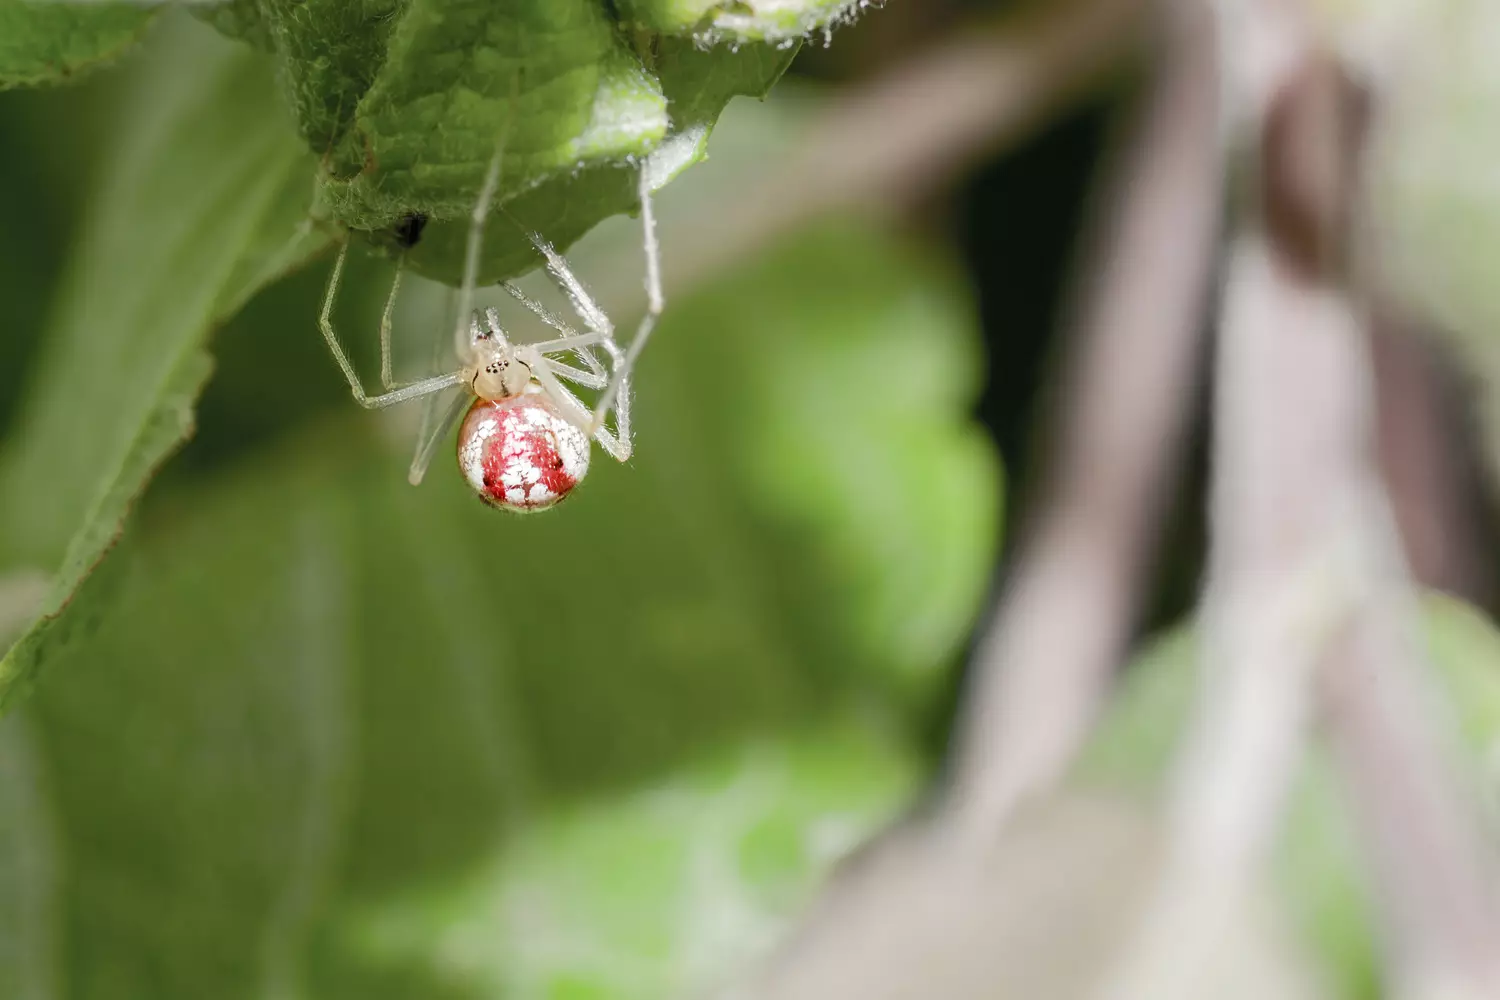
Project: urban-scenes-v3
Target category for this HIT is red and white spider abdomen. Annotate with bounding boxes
[456,387,590,512]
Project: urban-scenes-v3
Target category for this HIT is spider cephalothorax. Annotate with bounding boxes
[469,344,532,401]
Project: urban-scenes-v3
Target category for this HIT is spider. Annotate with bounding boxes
[316,144,663,513]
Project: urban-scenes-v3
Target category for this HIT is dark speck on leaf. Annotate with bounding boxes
[393,212,428,249]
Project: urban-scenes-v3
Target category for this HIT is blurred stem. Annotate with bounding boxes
[1369,313,1495,604]
[1098,229,1371,999]
[711,4,1213,995]
[1322,575,1500,998]
[945,0,1221,842]
[1102,2,1500,996]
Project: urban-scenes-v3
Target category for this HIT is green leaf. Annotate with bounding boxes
[323,0,663,215]
[0,712,57,1000]
[615,0,869,42]
[0,0,156,90]
[0,18,328,715]
[189,0,272,50]
[193,0,846,285]
[654,220,1000,694]
[0,218,996,997]
[329,726,916,997]
[1075,593,1500,1000]
[330,5,795,286]
[258,0,404,152]
[385,34,797,286]
[321,0,675,286]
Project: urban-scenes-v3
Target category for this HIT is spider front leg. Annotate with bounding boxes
[516,208,627,386]
[318,240,467,408]
[499,284,610,385]
[378,262,404,390]
[516,169,661,453]
[407,289,475,486]
[517,344,632,462]
[451,135,506,358]
[407,388,470,486]
[521,225,615,342]
[593,168,664,432]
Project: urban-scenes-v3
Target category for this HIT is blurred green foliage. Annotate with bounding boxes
[0,0,890,715]
[0,6,997,996]
[16,4,1497,997]
[0,1,155,89]
[613,0,868,40]
[0,21,326,714]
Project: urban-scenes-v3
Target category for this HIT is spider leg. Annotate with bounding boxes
[539,360,607,390]
[318,239,468,409]
[557,347,608,384]
[408,388,471,486]
[550,336,609,384]
[522,231,615,341]
[592,169,663,431]
[451,74,519,361]
[527,330,611,355]
[523,330,614,388]
[500,281,578,338]
[481,307,607,385]
[518,346,630,462]
[500,281,609,379]
[378,261,404,390]
[408,292,469,484]
[452,139,505,356]
[478,307,510,349]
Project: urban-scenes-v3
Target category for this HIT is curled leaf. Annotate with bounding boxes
[0,22,326,714]
[0,0,156,89]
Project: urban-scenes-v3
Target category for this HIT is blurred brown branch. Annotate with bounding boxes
[947,0,1221,839]
[720,0,1500,995]
[1100,226,1370,998]
[671,0,1152,297]
[1370,313,1495,603]
[1102,3,1500,997]
[717,3,1228,996]
[1323,579,1500,998]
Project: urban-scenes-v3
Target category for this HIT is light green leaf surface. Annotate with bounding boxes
[0,22,328,714]
[658,222,1000,694]
[615,0,870,42]
[0,0,155,90]
[189,0,850,284]
[383,35,798,285]
[189,0,271,50]
[0,218,996,998]
[0,712,58,1000]
[259,0,404,152]
[1075,594,1500,1000]
[323,0,668,221]
[334,727,914,998]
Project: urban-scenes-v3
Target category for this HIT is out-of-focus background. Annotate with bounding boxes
[4,1,1500,997]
